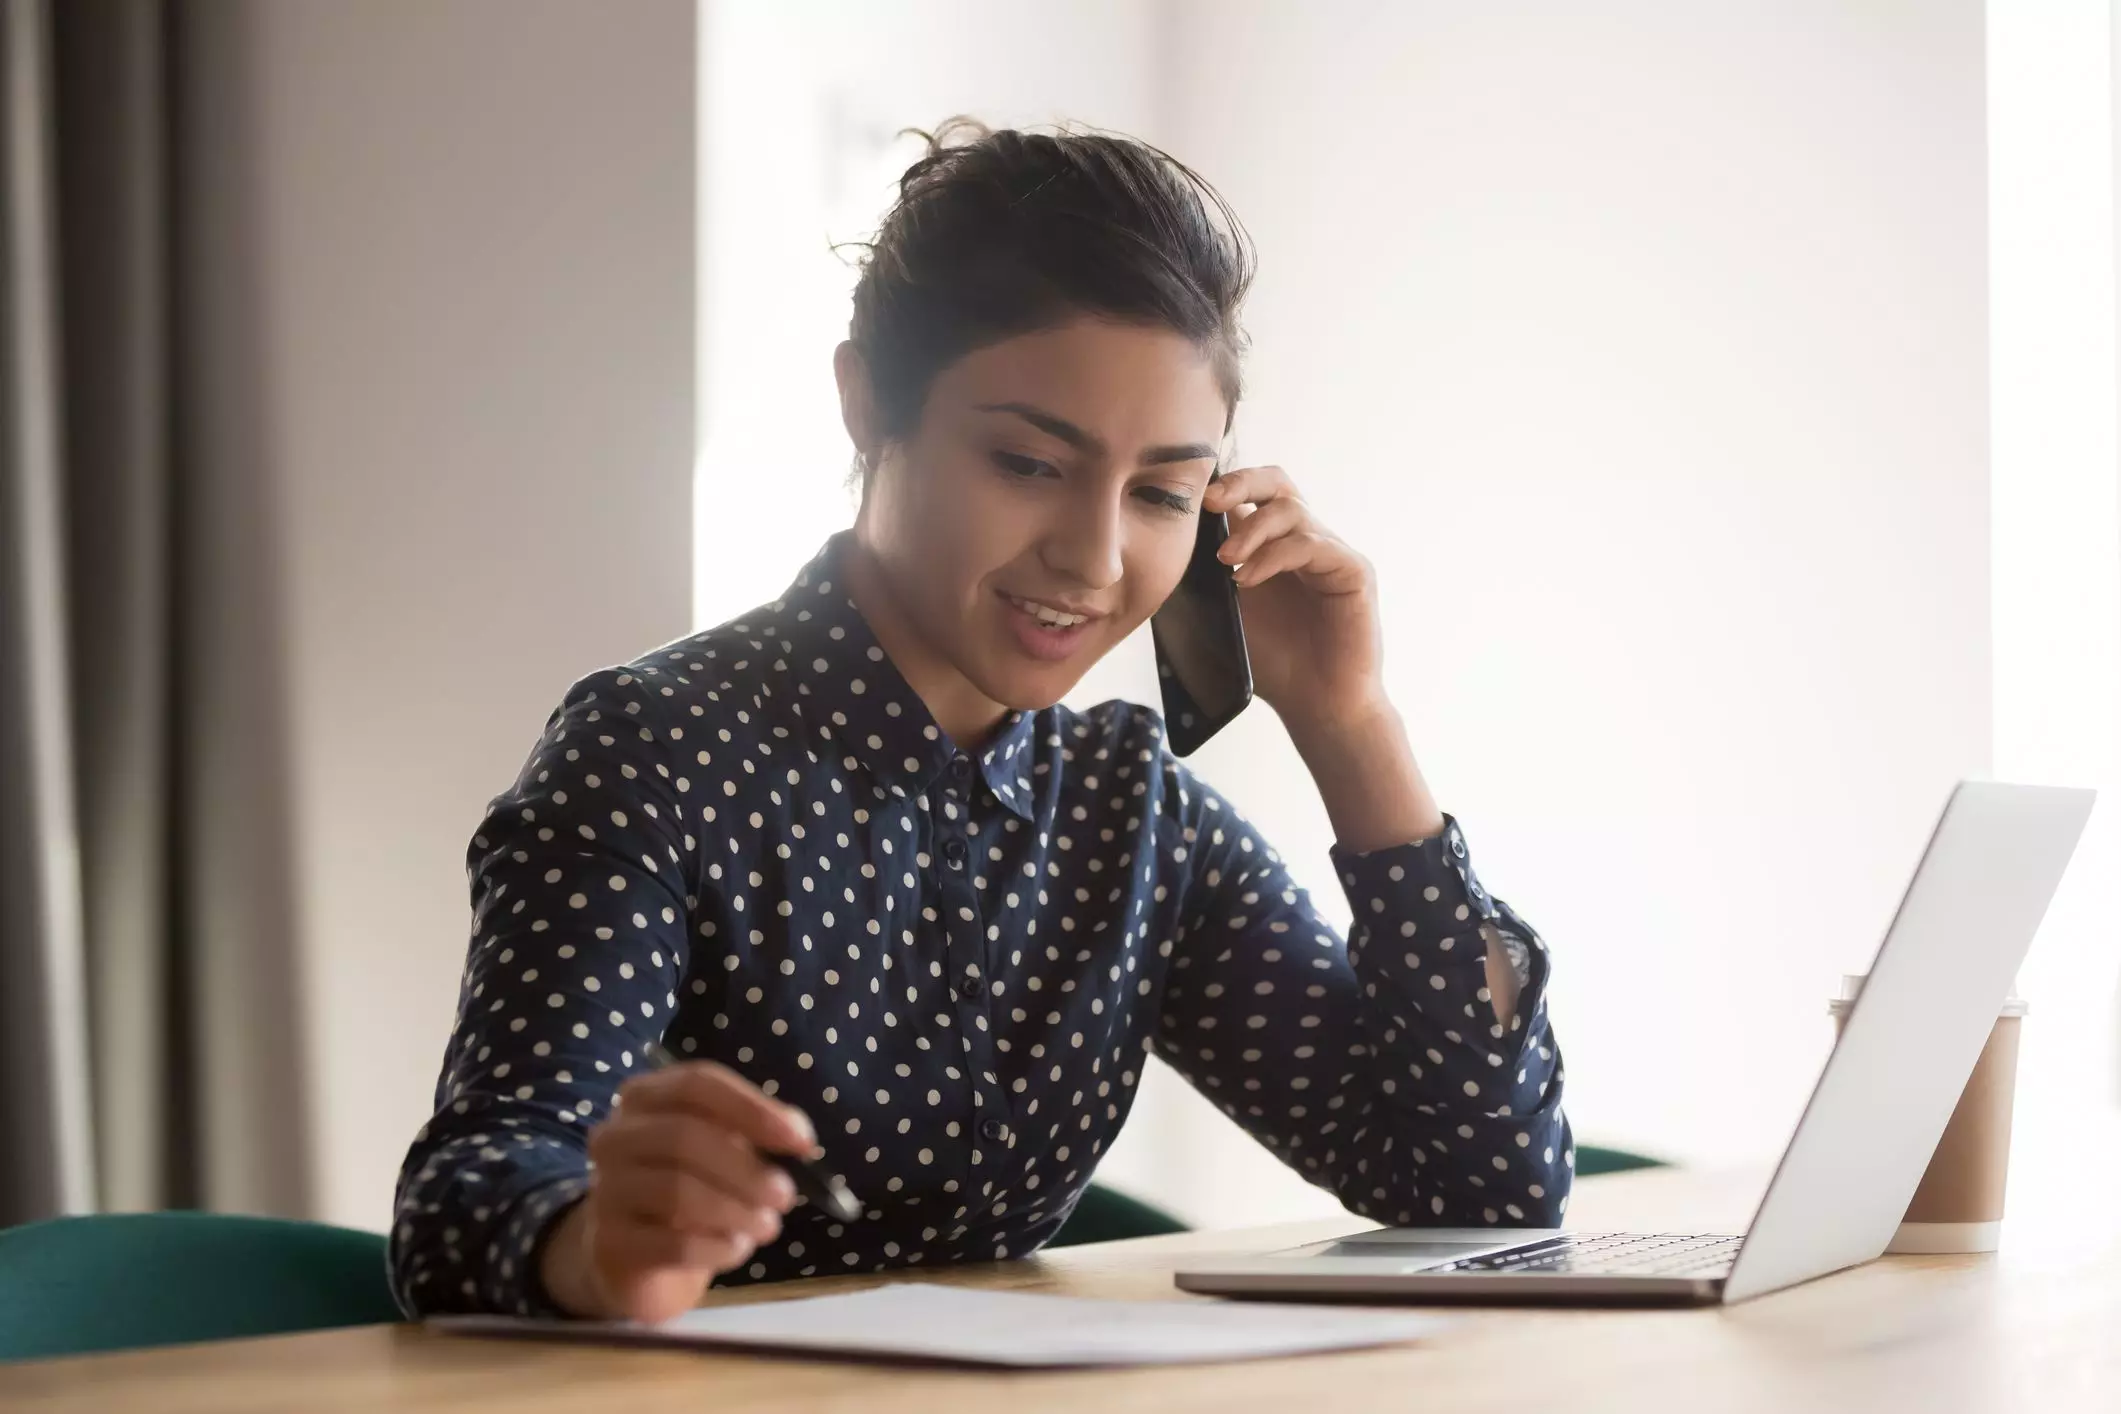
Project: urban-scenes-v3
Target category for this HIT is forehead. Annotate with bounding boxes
[929,318,1230,451]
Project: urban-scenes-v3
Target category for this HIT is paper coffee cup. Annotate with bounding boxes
[1828,974,2025,1253]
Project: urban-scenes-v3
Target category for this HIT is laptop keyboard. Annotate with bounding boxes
[1438,1232,1742,1279]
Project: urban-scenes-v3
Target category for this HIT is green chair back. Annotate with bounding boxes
[1049,1182,1189,1248]
[1574,1144,1668,1177]
[0,1211,402,1363]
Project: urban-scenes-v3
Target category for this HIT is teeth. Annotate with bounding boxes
[1008,595,1089,628]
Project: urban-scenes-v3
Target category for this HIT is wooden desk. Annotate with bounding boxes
[7,1165,2119,1413]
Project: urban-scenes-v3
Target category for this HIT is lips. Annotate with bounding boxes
[1003,593,1099,628]
[998,591,1104,664]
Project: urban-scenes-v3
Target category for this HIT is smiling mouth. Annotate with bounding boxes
[1003,593,1101,630]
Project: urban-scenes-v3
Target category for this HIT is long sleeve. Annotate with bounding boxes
[390,667,701,1316]
[1150,763,1572,1228]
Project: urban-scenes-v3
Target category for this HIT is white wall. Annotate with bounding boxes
[1988,0,2121,1167]
[195,0,695,1229]
[1157,1,1994,1184]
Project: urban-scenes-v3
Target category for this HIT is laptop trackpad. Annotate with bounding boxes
[1300,1233,1533,1268]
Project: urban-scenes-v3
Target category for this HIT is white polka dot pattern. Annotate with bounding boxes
[389,534,1571,1316]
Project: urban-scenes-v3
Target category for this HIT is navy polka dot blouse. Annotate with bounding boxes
[390,534,1572,1316]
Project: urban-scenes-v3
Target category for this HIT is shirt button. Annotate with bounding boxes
[943,837,967,869]
[957,976,981,1002]
[980,1118,1008,1142]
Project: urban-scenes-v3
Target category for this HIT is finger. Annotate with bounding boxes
[591,1110,799,1212]
[1217,496,1309,567]
[594,1161,787,1245]
[618,1060,816,1154]
[1232,529,1344,588]
[1204,464,1295,512]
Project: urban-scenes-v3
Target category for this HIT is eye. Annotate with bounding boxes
[992,451,1056,479]
[1135,486,1194,516]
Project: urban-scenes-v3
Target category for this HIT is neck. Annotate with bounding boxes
[841,533,1010,751]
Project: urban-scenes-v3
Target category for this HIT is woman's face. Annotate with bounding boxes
[846,317,1228,717]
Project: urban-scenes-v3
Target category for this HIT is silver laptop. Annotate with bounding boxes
[1176,781,2094,1305]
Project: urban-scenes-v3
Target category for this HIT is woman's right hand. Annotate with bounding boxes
[538,1060,815,1322]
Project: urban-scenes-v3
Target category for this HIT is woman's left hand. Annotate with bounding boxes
[1205,465,1386,733]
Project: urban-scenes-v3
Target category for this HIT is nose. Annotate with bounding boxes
[1039,486,1125,592]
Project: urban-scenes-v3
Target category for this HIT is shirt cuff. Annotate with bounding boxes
[1328,814,1500,924]
[503,1171,592,1316]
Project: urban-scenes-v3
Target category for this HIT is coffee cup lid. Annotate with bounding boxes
[1827,971,2027,1017]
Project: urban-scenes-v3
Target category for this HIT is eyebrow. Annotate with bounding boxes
[975,402,1217,468]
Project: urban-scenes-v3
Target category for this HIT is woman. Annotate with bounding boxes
[391,122,1570,1322]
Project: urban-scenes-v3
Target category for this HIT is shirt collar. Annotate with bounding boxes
[766,534,1039,821]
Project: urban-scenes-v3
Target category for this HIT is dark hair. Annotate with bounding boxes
[847,118,1254,446]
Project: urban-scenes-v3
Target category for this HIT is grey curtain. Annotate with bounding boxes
[1,0,98,1223]
[0,0,311,1227]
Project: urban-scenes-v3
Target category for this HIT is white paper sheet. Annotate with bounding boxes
[432,1283,1453,1368]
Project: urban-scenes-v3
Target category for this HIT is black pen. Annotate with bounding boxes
[639,1039,863,1223]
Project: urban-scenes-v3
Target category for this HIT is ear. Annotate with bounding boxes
[834,341,881,475]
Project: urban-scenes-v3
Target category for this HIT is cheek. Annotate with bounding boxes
[1128,528,1196,618]
[874,450,1027,610]
[871,449,973,557]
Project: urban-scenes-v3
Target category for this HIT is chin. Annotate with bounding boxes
[966,659,1084,714]
[992,676,1079,714]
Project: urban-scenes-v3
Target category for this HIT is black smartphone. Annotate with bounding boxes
[1151,475,1253,756]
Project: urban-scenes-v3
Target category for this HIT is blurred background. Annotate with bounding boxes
[2,0,2116,1242]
